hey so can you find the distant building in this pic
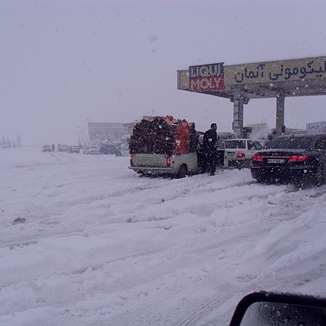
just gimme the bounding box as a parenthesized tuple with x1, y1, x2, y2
(88, 122, 129, 145)
(246, 122, 270, 139)
(123, 122, 137, 135)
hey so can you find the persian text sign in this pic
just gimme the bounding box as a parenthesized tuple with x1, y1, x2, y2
(189, 63, 224, 91)
(224, 56, 326, 85)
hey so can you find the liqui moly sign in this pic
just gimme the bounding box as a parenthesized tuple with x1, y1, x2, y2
(189, 63, 224, 92)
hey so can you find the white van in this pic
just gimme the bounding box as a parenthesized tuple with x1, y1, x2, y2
(217, 139, 263, 168)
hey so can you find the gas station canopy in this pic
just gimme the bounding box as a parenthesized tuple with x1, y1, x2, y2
(177, 56, 326, 137)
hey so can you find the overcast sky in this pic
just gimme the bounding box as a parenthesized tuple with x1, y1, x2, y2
(1, 0, 326, 146)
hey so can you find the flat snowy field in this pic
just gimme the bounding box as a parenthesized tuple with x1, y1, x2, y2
(1, 147, 325, 325)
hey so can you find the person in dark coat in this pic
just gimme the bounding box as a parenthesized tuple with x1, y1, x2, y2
(202, 123, 218, 175)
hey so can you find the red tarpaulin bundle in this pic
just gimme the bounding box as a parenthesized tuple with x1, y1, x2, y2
(129, 116, 198, 155)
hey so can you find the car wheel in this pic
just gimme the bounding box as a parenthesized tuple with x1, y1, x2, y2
(312, 164, 324, 187)
(177, 164, 187, 178)
(292, 176, 305, 188)
(256, 176, 267, 183)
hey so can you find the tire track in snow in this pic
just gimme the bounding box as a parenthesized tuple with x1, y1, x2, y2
(174, 295, 224, 326)
(135, 184, 326, 325)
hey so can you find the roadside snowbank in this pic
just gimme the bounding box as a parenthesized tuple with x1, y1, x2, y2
(0, 147, 325, 325)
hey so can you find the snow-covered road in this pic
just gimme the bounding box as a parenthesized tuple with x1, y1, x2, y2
(1, 147, 325, 325)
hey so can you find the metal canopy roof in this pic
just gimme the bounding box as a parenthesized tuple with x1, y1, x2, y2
(177, 56, 326, 138)
(177, 56, 326, 101)
(195, 79, 326, 100)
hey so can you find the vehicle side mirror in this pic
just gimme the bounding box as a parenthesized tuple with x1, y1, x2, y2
(229, 292, 326, 326)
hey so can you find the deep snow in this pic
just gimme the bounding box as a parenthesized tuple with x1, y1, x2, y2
(0, 147, 325, 326)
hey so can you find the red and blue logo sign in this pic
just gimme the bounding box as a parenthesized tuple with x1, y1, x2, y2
(189, 63, 224, 92)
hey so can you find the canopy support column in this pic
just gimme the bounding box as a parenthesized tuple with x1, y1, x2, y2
(231, 88, 249, 138)
(276, 94, 285, 136)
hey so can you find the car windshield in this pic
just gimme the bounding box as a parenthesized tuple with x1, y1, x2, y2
(225, 140, 246, 149)
(265, 136, 314, 149)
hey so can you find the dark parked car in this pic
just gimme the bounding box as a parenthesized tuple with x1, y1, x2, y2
(251, 133, 326, 186)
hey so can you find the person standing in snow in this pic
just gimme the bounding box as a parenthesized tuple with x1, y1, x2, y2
(202, 123, 218, 175)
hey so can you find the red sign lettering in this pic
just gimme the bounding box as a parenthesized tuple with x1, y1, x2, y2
(190, 76, 224, 91)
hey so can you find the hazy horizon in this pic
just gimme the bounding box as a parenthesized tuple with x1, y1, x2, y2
(1, 0, 326, 146)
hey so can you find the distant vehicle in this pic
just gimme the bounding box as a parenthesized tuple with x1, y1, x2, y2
(42, 144, 51, 152)
(58, 144, 68, 152)
(100, 142, 121, 155)
(82, 146, 100, 155)
(217, 139, 263, 169)
(120, 143, 129, 156)
(67, 146, 80, 153)
(251, 133, 326, 186)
